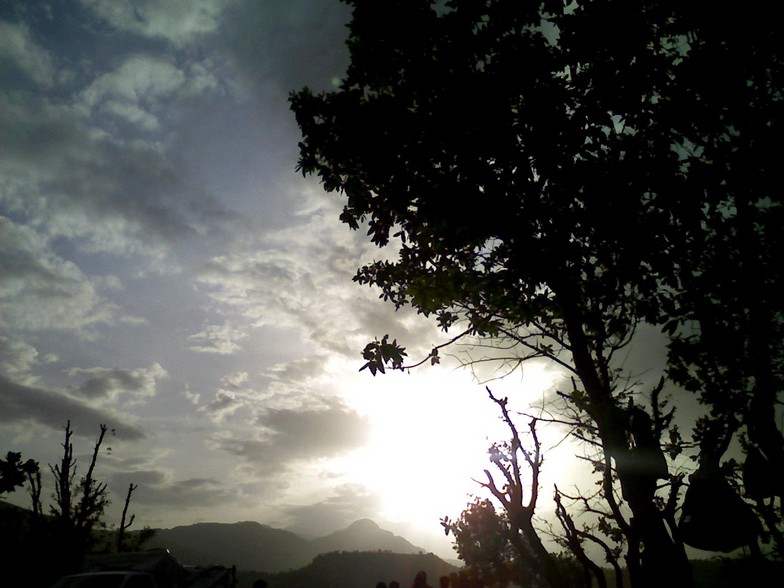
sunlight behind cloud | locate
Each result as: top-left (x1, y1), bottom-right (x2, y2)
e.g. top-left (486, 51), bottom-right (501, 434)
top-left (333, 359), bottom-right (575, 542)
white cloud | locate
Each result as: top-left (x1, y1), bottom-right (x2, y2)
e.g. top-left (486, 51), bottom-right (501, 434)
top-left (189, 323), bottom-right (248, 354)
top-left (182, 61), bottom-right (221, 96)
top-left (199, 371), bottom-right (263, 425)
top-left (0, 336), bottom-right (39, 378)
top-left (202, 390), bottom-right (242, 423)
top-left (81, 55), bottom-right (187, 130)
top-left (81, 0), bottom-right (230, 47)
top-left (196, 187), bottom-right (431, 356)
top-left (0, 217), bottom-right (123, 334)
top-left (183, 384), bottom-right (201, 405)
top-left (221, 371), bottom-right (249, 390)
top-left (0, 93), bottom-right (177, 262)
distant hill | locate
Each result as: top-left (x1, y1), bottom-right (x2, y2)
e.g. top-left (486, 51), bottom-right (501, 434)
top-left (239, 550), bottom-right (460, 588)
top-left (145, 521), bottom-right (312, 572)
top-left (145, 518), bottom-right (429, 573)
top-left (310, 519), bottom-right (424, 557)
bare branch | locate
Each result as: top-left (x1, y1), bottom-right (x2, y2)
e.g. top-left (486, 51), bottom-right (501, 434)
top-left (117, 482), bottom-right (138, 552)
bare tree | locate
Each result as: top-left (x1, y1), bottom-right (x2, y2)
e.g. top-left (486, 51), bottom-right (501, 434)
top-left (117, 482), bottom-right (138, 552)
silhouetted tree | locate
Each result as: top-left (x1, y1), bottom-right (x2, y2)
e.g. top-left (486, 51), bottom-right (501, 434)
top-left (117, 482), bottom-right (138, 552)
top-left (291, 1), bottom-right (783, 587)
top-left (41, 420), bottom-right (111, 574)
top-left (0, 451), bottom-right (39, 495)
top-left (2, 421), bottom-right (150, 584)
top-left (470, 389), bottom-right (568, 588)
top-left (444, 494), bottom-right (589, 588)
top-left (0, 452), bottom-right (41, 580)
top-left (443, 498), bottom-right (526, 588)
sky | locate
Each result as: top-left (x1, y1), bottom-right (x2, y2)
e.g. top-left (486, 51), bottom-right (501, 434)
top-left (0, 0), bottom-right (674, 560)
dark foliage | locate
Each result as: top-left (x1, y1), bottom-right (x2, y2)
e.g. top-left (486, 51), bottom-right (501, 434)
top-left (0, 451), bottom-right (39, 495)
top-left (291, 2), bottom-right (784, 588)
top-left (0, 422), bottom-right (151, 587)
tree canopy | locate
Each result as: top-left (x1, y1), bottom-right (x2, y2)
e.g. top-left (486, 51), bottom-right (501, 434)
top-left (291, 2), bottom-right (784, 587)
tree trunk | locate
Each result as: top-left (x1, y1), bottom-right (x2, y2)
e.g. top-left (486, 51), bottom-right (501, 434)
top-left (556, 285), bottom-right (695, 588)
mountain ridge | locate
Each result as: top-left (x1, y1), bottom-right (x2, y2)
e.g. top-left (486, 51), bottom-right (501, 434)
top-left (145, 518), bottom-right (433, 573)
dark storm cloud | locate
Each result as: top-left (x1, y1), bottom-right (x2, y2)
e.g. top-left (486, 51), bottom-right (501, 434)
top-left (67, 363), bottom-right (167, 402)
top-left (213, 398), bottom-right (371, 470)
top-left (261, 398), bottom-right (372, 455)
top-left (0, 20), bottom-right (56, 88)
top-left (219, 0), bottom-right (351, 94)
top-left (0, 375), bottom-right (146, 440)
top-left (111, 469), bottom-right (237, 508)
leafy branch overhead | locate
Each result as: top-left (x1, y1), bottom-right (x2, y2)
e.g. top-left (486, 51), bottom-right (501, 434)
top-left (360, 330), bottom-right (476, 375)
top-left (360, 335), bottom-right (407, 375)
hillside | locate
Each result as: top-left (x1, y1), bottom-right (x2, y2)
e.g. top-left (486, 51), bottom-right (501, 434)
top-left (145, 518), bottom-right (428, 573)
top-left (240, 550), bottom-right (460, 588)
top-left (145, 521), bottom-right (311, 572)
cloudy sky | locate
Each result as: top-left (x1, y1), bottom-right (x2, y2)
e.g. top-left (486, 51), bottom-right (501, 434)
top-left (0, 0), bottom-right (675, 559)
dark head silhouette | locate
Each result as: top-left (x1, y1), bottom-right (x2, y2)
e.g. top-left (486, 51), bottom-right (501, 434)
top-left (412, 571), bottom-right (431, 588)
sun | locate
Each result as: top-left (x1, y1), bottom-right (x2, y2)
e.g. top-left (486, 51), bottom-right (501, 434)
top-left (340, 362), bottom-right (573, 532)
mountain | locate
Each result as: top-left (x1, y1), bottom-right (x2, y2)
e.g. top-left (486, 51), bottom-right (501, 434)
top-left (145, 519), bottom-right (430, 573)
top-left (147, 521), bottom-right (313, 572)
top-left (310, 519), bottom-right (423, 556)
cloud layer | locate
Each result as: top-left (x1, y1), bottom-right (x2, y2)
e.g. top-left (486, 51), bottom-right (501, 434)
top-left (0, 0), bottom-right (567, 559)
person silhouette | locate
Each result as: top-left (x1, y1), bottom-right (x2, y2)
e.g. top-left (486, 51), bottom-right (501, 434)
top-left (390, 580), bottom-right (400, 588)
top-left (439, 576), bottom-right (449, 588)
top-left (412, 571), bottom-right (432, 588)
